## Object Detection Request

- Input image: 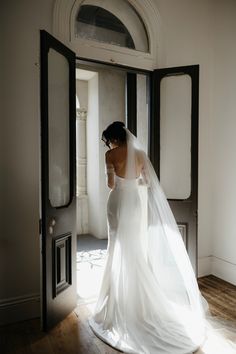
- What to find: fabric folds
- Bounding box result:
[89,128,236,354]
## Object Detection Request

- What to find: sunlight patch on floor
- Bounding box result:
[194,327,236,353]
[76,248,107,305]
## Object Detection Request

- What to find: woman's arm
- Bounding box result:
[105,151,115,189]
[139,151,150,186]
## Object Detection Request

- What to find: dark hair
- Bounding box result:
[102,121,126,148]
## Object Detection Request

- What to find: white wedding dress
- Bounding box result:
[89,128,236,354]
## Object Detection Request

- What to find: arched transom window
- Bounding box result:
[53,0,161,69]
[75,0,149,53]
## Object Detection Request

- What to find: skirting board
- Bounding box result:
[212,256,236,286]
[0,293,40,326]
[198,256,236,286]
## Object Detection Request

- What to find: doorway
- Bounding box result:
[75,61,150,305]
[40,30,199,329]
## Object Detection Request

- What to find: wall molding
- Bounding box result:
[198,255,236,286]
[0,293,40,326]
[212,256,236,286]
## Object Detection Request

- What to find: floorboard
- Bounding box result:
[1,275,236,354]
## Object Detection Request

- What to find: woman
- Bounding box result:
[89,122,235,354]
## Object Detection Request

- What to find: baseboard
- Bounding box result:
[212,256,236,286]
[0,293,40,326]
[198,256,213,277]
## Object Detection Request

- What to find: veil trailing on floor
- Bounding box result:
[89,127,236,354]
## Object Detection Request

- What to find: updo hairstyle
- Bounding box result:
[102,121,126,148]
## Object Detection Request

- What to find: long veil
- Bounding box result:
[90,126,236,354]
[125,128,206,312]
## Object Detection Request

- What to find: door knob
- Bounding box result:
[49,218,56,227]
[48,218,56,234]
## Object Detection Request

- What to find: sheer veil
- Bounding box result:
[121,127,236,353]
[90,126,236,354]
[123,128,206,334]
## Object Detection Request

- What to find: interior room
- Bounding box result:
[1,0,236,353]
[75,64,149,303]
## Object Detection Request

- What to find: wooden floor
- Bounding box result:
[198,275,236,321]
[1,275,236,354]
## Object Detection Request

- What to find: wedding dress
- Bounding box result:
[89,128,236,354]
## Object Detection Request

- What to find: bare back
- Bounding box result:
[106,145,144,178]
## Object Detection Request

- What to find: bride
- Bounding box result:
[89,121,236,354]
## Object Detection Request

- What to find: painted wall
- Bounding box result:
[98,68,126,238]
[1,0,236,324]
[0,0,54,324]
[76,80,88,110]
[209,0,236,284]
[77,70,125,239]
[86,67,126,239]
[87,74,100,239]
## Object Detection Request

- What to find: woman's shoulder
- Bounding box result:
[135,148,146,159]
[105,149,112,157]
[105,149,114,164]
[105,148,117,159]
[105,147,122,164]
[107,146,126,157]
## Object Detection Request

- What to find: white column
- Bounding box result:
[76,108,88,234]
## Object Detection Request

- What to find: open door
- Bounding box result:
[40,30,77,330]
[150,65,199,274]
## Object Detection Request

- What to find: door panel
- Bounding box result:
[150,65,199,274]
[160,74,192,199]
[48,48,70,207]
[40,30,77,330]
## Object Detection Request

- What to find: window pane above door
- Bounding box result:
[75,0,149,52]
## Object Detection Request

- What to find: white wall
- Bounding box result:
[209,0,236,284]
[77,69,125,239]
[0,0,54,324]
[98,68,126,238]
[76,80,88,109]
[86,68,125,239]
[87,74,100,238]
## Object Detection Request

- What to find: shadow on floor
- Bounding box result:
[77,234,108,252]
